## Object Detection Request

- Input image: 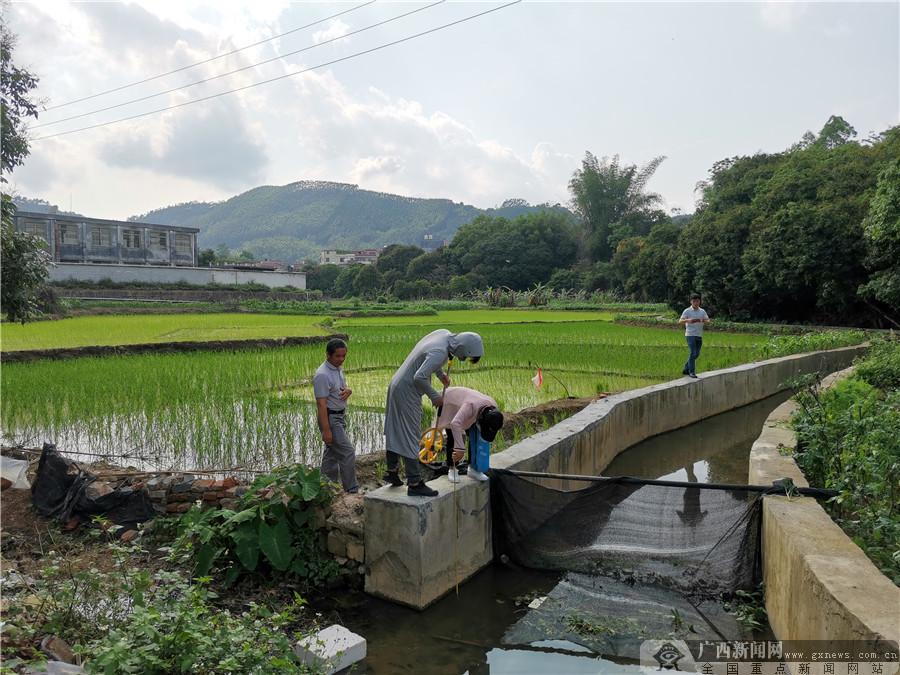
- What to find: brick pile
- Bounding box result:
[128,474,248,514]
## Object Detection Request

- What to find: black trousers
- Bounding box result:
[443,428,471,466]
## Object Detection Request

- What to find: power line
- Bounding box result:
[32,1,521,142]
[35,0,445,129]
[44,0,377,111]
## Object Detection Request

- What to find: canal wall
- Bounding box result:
[748,368,900,651]
[364,344,866,609]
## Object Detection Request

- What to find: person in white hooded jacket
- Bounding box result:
[383,329,484,497]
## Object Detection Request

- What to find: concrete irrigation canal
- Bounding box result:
[341,344,898,673]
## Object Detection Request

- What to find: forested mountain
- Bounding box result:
[12,196,82,217]
[128,181,569,262]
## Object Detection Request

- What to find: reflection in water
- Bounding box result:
[676,465,708,525]
[603,391,792,484]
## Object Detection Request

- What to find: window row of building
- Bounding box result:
[15,212,199,267]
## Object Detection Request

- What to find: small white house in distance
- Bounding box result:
[15,210,306,289]
[319,248,381,266]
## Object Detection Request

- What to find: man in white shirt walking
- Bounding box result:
[678,293,710,379]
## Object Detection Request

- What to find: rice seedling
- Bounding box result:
[0,313,328,351]
[1,309,845,472]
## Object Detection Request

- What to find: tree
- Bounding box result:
[375,243,424,293]
[351,264,379,299]
[333,264,364,298]
[815,115,857,150]
[858,158,900,323]
[1,20,39,178]
[375,244,423,277]
[449,211,578,289]
[568,152,665,262]
[198,249,216,266]
[1,18,48,323]
[406,247,455,286]
[625,221,679,301]
[739,140,872,322]
[609,237,643,291]
[547,268,585,291]
[670,118,898,325]
[1,196,51,323]
[306,264,341,293]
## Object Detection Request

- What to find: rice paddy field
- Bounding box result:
[0,309,782,472]
[0,313,329,351]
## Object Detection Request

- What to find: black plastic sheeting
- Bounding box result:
[491,469,763,597]
[31,443,156,530]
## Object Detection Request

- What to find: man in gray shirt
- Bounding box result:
[313,338,358,493]
[678,293,710,379]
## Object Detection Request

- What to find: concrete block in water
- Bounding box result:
[294,624,366,673]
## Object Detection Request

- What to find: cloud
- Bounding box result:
[10,1,574,215]
[100,101,267,190]
[312,19,351,45]
[78,2,203,59]
[759,2,809,31]
[269,73,574,207]
[8,140,60,193]
[350,156,404,181]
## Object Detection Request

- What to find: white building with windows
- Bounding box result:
[15,211,198,266]
[14,211,306,289]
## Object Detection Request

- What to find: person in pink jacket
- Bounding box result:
[435,386,504,481]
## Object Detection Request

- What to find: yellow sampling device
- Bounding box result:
[418,358,452,464]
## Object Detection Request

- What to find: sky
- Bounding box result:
[5,0,899,220]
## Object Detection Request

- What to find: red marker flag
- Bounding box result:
[531,367,543,389]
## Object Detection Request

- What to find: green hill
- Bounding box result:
[127,181,570,262]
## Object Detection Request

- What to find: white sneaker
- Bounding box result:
[468,469,489,482]
[448,467,461,483]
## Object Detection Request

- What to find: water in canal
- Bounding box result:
[335,394,789,673]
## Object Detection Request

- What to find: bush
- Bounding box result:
[172,464,338,587]
[85,573,312,674]
[547,268,585,292]
[855,338,900,391]
[0,542,315,673]
[791,374,900,583]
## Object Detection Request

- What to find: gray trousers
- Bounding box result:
[385,451,423,485]
[321,413,359,493]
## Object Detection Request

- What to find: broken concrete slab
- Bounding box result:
[294,624,366,674]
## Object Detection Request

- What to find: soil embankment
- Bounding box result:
[2,333,348,362]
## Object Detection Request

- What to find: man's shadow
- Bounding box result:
[676,464,709,525]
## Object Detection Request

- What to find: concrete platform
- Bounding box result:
[364,475,491,609]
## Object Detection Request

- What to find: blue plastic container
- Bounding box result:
[468,425,491,473]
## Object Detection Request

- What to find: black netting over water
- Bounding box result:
[491,470,763,596]
[503,573,750,658]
